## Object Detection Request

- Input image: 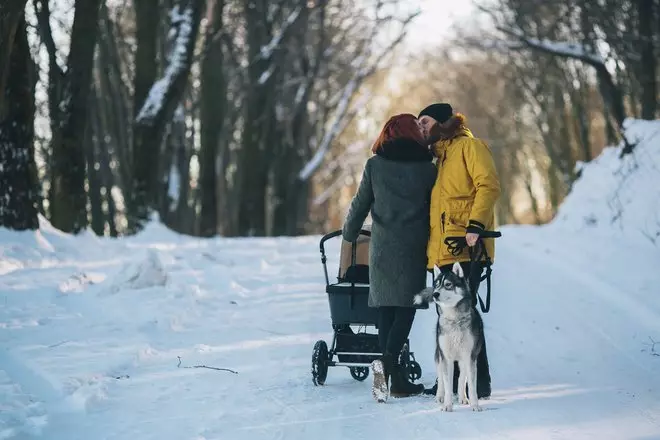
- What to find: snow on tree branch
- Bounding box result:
[465,37,525,52]
[499,27,606,66]
[317,140,369,182]
[259,6,303,62]
[313,169,352,206]
[136,4,194,124]
[258,64,275,85]
[297,55,367,182]
[313,140,373,205]
[312,140,369,205]
[500,25,629,137]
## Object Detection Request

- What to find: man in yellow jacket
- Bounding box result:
[418,102,501,399]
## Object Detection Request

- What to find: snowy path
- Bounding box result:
[1,223,660,440]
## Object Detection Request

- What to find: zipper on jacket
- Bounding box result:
[441,212,446,233]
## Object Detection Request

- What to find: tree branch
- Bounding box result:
[297,9,419,181]
[177,356,239,373]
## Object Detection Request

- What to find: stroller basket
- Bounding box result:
[325,283,378,326]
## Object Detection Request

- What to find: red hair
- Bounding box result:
[371,113,425,153]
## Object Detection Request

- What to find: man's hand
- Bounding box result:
[466,232,479,247]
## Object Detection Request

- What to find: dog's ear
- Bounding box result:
[433,265,442,281]
[413,287,434,306]
[452,262,464,279]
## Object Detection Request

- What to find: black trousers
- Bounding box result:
[439,261,492,396]
[377,306,416,359]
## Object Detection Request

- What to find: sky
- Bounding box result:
[404,0,477,48]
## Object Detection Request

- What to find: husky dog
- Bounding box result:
[414,262,484,412]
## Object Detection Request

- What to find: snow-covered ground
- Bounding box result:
[2,120,660,439]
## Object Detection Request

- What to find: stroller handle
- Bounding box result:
[319,229,371,254]
[478,230,502,239]
[319,229,371,285]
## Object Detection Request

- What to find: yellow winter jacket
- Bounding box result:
[427,123,501,269]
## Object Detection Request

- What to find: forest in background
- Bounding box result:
[1,0,658,236]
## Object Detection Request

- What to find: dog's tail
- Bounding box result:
[413,287,434,306]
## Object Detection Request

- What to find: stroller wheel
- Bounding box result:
[349,366,369,381]
[312,340,329,386]
[408,361,422,382]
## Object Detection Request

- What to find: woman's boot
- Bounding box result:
[371,353,392,403]
[389,361,424,397]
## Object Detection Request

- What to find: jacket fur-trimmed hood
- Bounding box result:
[432,113,474,157]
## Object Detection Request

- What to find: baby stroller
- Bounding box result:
[311,228,422,386]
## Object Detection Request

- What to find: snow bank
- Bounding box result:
[550,118,660,246]
[104,249,168,294]
[127,212,191,245]
[0,214,103,274]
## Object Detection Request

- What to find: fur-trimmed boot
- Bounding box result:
[371,354,392,403]
[389,361,424,398]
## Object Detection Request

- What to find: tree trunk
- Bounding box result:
[86,97,105,236]
[555,85,575,185]
[573,84,592,162]
[0,15,39,230]
[98,4,131,200]
[602,104,618,145]
[218,109,236,235]
[132,0,204,231]
[160,106,191,233]
[273,134,311,235]
[49,0,103,233]
[237,0,273,236]
[133,0,160,121]
[199,0,226,237]
[94,88,119,237]
[637,0,657,119]
[0,0,28,118]
[126,0,160,231]
[34,0,64,217]
[174,113,191,233]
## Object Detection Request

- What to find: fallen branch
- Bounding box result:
[48,340,70,348]
[177,356,239,374]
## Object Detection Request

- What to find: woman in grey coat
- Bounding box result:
[342,113,436,401]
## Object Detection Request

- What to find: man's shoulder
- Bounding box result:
[457,136,491,152]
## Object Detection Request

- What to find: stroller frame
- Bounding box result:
[311,229,422,386]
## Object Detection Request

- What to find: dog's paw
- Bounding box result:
[441,403,453,412]
[459,396,469,405]
[471,404,483,412]
[435,394,444,404]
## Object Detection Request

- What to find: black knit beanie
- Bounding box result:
[418,103,453,124]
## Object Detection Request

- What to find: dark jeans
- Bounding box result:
[439,261,492,396]
[377,306,416,358]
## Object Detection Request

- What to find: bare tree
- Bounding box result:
[0,15,40,230]
[131,0,206,231]
[637,0,657,119]
[0,0,29,117]
[199,0,227,237]
[35,0,104,233]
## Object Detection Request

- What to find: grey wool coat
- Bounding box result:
[342,138,437,308]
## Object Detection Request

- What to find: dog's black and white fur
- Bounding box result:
[414,262,484,412]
